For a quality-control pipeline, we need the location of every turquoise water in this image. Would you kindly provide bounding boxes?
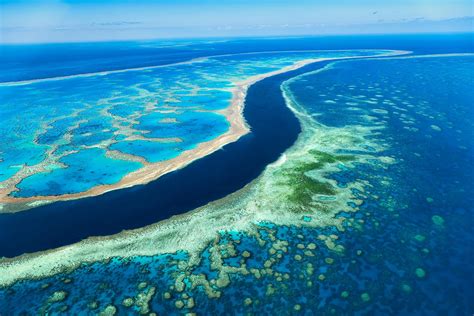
[13,148,143,196]
[1,53,472,314]
[0,50,383,199]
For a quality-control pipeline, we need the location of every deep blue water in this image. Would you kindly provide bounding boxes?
[1,33,473,83]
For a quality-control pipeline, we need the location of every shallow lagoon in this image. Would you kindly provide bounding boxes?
[12,148,143,197]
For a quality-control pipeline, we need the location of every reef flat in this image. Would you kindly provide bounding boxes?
[1,50,473,314]
[0,50,399,212]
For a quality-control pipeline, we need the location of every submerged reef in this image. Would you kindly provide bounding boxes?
[1,53,473,314]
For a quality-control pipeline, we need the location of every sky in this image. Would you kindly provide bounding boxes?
[0,0,473,43]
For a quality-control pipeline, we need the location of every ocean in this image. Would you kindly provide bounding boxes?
[0,34,473,314]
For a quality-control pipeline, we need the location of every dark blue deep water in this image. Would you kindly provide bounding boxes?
[0,34,473,314]
[1,33,472,83]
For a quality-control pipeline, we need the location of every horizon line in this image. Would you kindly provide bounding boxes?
[1,30,473,46]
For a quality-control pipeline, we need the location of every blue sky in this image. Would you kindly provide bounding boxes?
[0,0,472,43]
